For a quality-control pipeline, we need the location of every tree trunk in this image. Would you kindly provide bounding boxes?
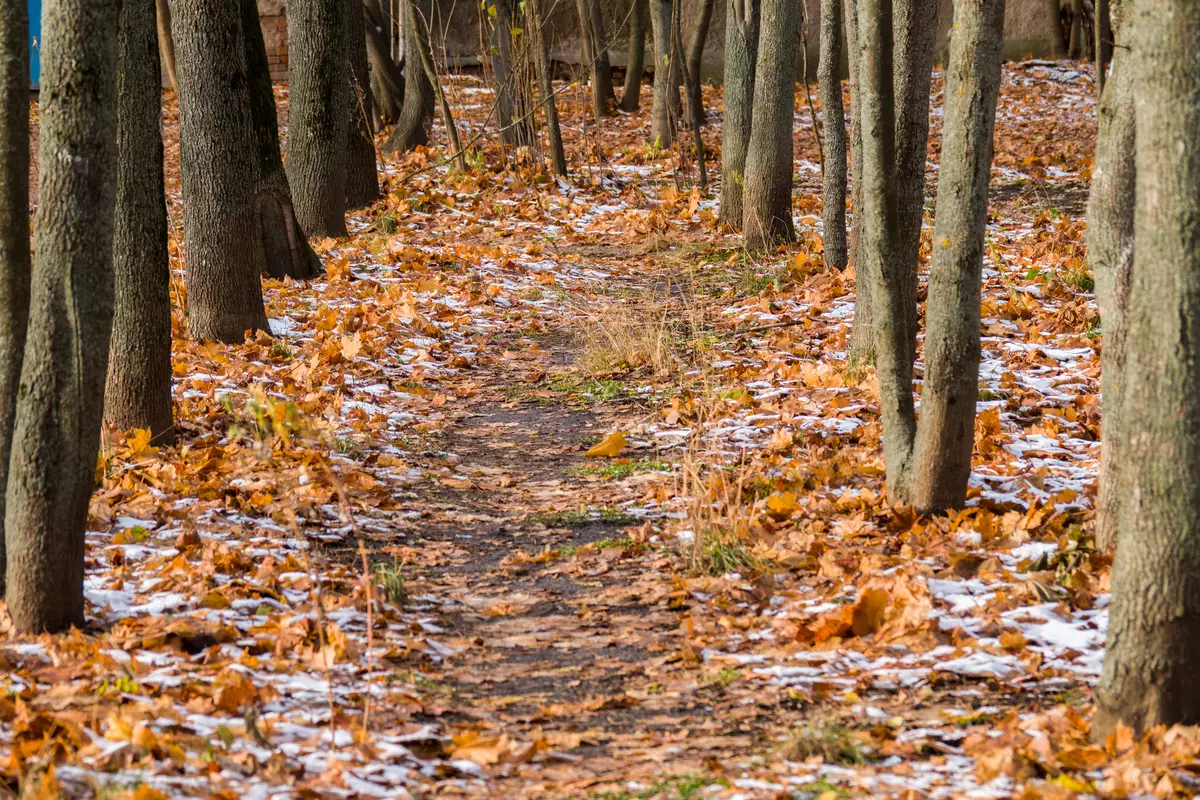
[5,0,121,633]
[241,0,323,279]
[685,0,715,128]
[346,0,381,208]
[106,0,174,443]
[1088,0,1133,552]
[530,0,567,175]
[1068,0,1083,57]
[0,0,30,595]
[287,0,349,238]
[619,0,646,112]
[907,0,1005,511]
[412,0,465,169]
[648,0,677,146]
[489,0,535,148]
[173,0,270,341]
[717,0,758,225]
[845,0,874,362]
[1093,0,1200,739]
[384,0,433,153]
[1095,0,1112,96]
[819,0,847,270]
[589,0,617,106]
[156,0,178,89]
[365,0,404,124]
[673,0,706,183]
[1046,0,1067,56]
[741,0,796,249]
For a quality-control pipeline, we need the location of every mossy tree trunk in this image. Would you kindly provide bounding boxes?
[0,0,30,594]
[856,0,1005,510]
[1087,0,1132,552]
[346,0,381,209]
[741,0,797,250]
[717,0,758,226]
[1094,0,1200,739]
[286,0,350,238]
[5,0,122,633]
[172,0,270,341]
[105,0,174,443]
[819,0,847,270]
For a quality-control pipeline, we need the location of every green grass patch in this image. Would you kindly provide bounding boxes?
[586,773,726,800]
[374,563,408,606]
[532,507,635,528]
[568,459,673,479]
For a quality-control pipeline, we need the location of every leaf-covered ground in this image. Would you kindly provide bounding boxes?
[5,62,1196,799]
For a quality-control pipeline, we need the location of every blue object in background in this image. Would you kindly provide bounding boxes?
[28,0,40,87]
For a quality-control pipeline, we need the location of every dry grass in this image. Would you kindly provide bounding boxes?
[778,725,868,765]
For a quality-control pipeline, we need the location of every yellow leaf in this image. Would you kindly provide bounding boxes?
[133,787,168,800]
[127,428,157,457]
[766,491,799,518]
[850,588,890,636]
[340,332,363,361]
[585,431,627,459]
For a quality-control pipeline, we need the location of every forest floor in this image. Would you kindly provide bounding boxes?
[6,61,1199,800]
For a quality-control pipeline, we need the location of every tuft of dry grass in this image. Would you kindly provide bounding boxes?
[778,725,868,765]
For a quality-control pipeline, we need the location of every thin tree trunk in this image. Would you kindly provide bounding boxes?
[413,0,465,170]
[106,0,174,442]
[1088,0,1133,552]
[685,0,715,128]
[0,0,31,596]
[620,0,646,111]
[819,0,847,270]
[173,0,270,341]
[907,0,1006,511]
[346,0,381,208]
[156,0,178,89]
[489,0,535,147]
[589,0,617,105]
[241,0,323,279]
[530,0,567,175]
[648,0,677,146]
[1068,0,1083,57]
[365,0,404,124]
[717,0,758,225]
[846,0,873,361]
[5,0,121,633]
[1093,0,1200,739]
[673,0,706,183]
[385,0,433,153]
[741,0,796,249]
[1046,0,1067,56]
[287,0,350,238]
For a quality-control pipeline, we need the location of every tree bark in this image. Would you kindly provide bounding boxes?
[106,0,174,443]
[156,0,178,89]
[287,0,350,238]
[346,0,381,209]
[819,0,847,270]
[489,0,535,148]
[384,0,433,153]
[412,0,465,169]
[1068,0,1083,58]
[5,0,121,633]
[241,0,323,279]
[364,0,404,124]
[620,0,646,112]
[173,0,270,341]
[1088,0,1132,552]
[685,0,715,128]
[0,0,30,596]
[741,0,796,249]
[717,0,758,226]
[589,0,618,107]
[1093,0,1200,739]
[673,0,706,183]
[530,0,567,175]
[907,0,1005,511]
[648,0,677,146]
[1046,0,1067,57]
[1095,0,1112,96]
[846,0,874,362]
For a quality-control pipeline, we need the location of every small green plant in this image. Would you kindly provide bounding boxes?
[705,667,742,690]
[955,710,995,727]
[586,773,724,800]
[376,213,399,234]
[779,725,868,765]
[691,529,759,577]
[568,459,672,479]
[532,507,634,528]
[1083,319,1102,340]
[375,563,408,606]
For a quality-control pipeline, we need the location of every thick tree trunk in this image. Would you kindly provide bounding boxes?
[365,0,404,124]
[346,0,381,208]
[287,0,349,238]
[907,0,1005,511]
[1094,0,1200,739]
[106,0,174,443]
[173,0,270,341]
[384,0,433,152]
[1095,0,1112,96]
[530,0,567,175]
[241,0,323,279]
[620,0,646,112]
[489,0,535,148]
[717,0,758,226]
[741,0,796,249]
[1089,0,1133,552]
[685,0,715,128]
[648,0,677,146]
[5,0,121,633]
[156,0,178,89]
[0,0,30,595]
[819,0,847,270]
